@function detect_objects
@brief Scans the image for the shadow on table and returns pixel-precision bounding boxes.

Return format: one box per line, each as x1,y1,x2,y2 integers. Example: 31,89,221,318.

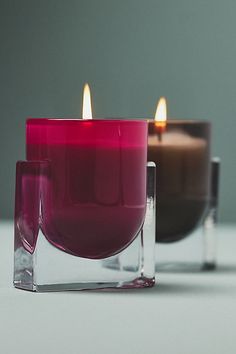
148,280,235,296
55,262,236,297
210,263,236,274
69,280,235,297
155,262,236,274
77,262,236,297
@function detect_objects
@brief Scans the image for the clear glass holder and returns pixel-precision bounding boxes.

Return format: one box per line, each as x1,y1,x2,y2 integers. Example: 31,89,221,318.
14,163,156,292
156,157,220,272
202,157,220,270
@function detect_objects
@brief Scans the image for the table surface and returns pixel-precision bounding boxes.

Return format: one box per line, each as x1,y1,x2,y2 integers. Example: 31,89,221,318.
0,221,236,354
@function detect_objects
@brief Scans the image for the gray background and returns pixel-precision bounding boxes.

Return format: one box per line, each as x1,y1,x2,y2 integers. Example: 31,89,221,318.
0,0,235,221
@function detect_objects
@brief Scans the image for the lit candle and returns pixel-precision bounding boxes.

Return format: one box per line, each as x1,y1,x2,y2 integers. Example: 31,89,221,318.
148,98,211,242
23,85,148,259
154,97,167,142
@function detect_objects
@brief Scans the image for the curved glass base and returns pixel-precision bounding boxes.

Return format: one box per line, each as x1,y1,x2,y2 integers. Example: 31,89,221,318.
156,211,218,273
156,157,220,273
14,227,155,292
14,163,156,292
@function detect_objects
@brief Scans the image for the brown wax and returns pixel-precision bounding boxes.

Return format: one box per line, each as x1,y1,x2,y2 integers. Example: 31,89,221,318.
148,121,210,243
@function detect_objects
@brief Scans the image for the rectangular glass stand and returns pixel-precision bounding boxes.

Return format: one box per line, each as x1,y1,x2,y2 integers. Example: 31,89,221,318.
156,158,220,272
14,163,156,291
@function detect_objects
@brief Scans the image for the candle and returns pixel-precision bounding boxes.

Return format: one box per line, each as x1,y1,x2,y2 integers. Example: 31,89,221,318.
148,98,211,242
20,85,148,259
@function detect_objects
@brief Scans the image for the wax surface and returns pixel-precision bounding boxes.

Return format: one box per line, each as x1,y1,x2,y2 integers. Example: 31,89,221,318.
22,119,147,259
148,121,210,242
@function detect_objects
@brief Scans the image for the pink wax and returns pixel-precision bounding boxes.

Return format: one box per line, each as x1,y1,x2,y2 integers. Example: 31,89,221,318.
24,119,147,259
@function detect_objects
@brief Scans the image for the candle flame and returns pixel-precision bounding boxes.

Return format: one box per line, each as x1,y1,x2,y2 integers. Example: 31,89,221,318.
154,97,167,130
82,83,93,119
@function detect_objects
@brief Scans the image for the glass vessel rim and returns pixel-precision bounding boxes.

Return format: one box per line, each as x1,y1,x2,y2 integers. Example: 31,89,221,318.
26,118,147,125
148,119,210,125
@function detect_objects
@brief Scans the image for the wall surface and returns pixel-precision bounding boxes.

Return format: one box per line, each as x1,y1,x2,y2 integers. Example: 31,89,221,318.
0,0,235,221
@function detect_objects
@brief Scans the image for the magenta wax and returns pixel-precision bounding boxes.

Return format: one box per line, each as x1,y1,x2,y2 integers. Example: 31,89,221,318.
23,119,147,259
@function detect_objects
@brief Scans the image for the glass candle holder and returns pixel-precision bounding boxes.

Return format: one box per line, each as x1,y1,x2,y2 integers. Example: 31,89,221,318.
148,120,219,271
14,119,155,291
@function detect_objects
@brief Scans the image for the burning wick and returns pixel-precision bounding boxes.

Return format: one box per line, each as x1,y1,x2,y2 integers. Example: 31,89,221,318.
154,97,167,142
82,83,93,119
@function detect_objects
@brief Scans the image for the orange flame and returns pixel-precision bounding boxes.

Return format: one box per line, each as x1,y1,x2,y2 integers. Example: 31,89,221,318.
154,97,167,131
82,83,93,119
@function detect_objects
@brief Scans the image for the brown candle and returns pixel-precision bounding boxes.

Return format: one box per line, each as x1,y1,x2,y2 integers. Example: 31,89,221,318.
148,100,211,243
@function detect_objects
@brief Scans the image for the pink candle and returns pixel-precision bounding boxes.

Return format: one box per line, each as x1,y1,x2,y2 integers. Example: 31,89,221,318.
16,118,147,259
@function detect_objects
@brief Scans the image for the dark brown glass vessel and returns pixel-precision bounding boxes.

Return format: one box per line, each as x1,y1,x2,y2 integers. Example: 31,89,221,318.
148,120,211,243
